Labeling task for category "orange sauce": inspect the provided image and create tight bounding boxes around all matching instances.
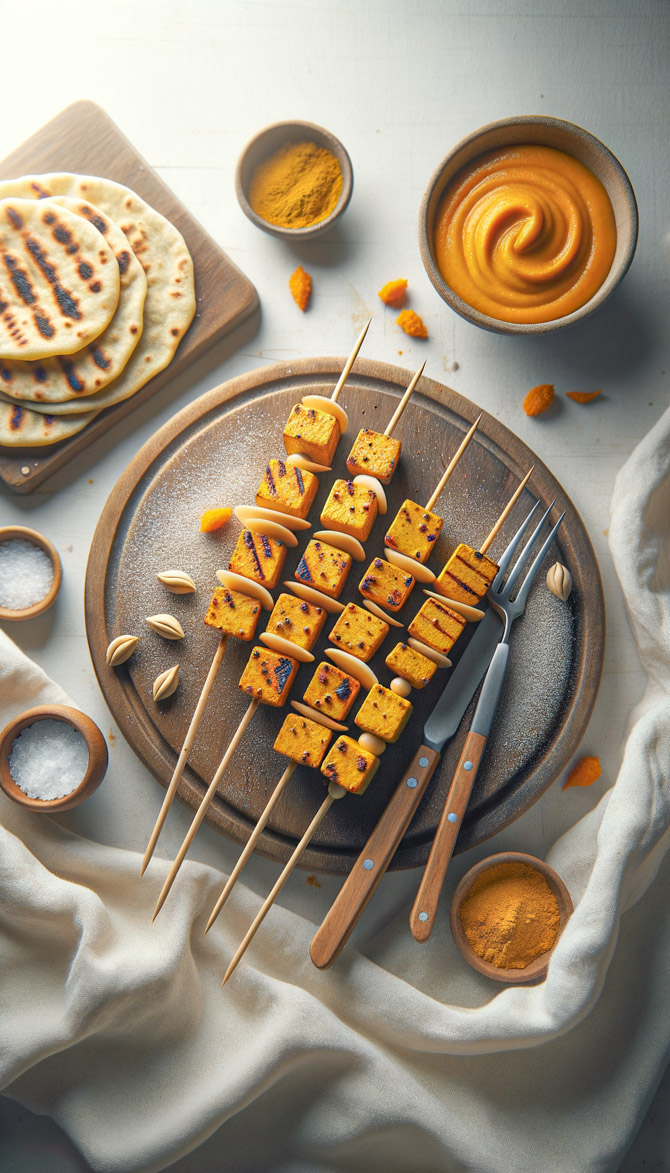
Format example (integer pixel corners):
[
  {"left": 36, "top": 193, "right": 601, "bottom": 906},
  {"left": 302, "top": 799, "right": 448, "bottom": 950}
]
[{"left": 434, "top": 144, "right": 617, "bottom": 324}]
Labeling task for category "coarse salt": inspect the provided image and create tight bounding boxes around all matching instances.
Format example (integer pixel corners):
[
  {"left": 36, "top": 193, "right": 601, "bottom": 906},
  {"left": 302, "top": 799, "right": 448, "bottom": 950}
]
[
  {"left": 0, "top": 539, "right": 54, "bottom": 610},
  {"left": 9, "top": 719, "right": 89, "bottom": 800}
]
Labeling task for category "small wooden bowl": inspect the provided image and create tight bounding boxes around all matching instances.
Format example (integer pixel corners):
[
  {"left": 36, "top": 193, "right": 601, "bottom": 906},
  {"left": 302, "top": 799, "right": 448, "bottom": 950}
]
[
  {"left": 0, "top": 704, "right": 108, "bottom": 812},
  {"left": 235, "top": 119, "right": 353, "bottom": 240},
  {"left": 419, "top": 115, "right": 638, "bottom": 335},
  {"left": 0, "top": 525, "right": 62, "bottom": 621},
  {"left": 450, "top": 851, "right": 573, "bottom": 984}
]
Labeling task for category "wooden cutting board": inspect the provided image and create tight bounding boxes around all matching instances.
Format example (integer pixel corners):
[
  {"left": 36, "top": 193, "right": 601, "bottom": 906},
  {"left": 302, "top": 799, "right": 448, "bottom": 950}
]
[
  {"left": 0, "top": 101, "right": 258, "bottom": 493},
  {"left": 85, "top": 358, "right": 605, "bottom": 874}
]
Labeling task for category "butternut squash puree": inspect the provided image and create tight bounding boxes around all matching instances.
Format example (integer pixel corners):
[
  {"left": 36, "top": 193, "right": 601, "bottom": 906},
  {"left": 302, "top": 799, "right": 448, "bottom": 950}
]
[{"left": 434, "top": 145, "right": 617, "bottom": 324}]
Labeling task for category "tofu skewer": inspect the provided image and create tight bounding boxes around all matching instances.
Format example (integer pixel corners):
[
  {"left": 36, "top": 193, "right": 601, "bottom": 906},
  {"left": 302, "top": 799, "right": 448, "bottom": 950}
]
[{"left": 345, "top": 362, "right": 426, "bottom": 484}]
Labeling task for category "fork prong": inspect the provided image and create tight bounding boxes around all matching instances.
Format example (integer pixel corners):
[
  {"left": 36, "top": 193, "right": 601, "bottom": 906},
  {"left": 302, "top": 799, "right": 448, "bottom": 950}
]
[
  {"left": 491, "top": 501, "right": 540, "bottom": 591},
  {"left": 500, "top": 500, "right": 556, "bottom": 598},
  {"left": 514, "top": 512, "right": 566, "bottom": 609}
]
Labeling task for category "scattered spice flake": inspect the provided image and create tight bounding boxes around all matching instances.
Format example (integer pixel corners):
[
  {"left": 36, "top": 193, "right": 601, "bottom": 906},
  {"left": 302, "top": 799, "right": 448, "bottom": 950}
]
[
  {"left": 566, "top": 390, "right": 602, "bottom": 404},
  {"left": 523, "top": 383, "right": 554, "bottom": 416},
  {"left": 563, "top": 755, "right": 602, "bottom": 790},
  {"left": 200, "top": 507, "right": 232, "bottom": 533},
  {"left": 378, "top": 279, "right": 408, "bottom": 307},
  {"left": 289, "top": 265, "right": 312, "bottom": 312},
  {"left": 397, "top": 309, "right": 428, "bottom": 338},
  {"left": 306, "top": 874, "right": 322, "bottom": 888}
]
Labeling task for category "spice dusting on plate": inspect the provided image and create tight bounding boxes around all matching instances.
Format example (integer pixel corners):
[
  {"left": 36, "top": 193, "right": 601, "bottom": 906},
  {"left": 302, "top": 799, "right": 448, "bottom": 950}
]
[
  {"left": 9, "top": 719, "right": 88, "bottom": 800},
  {"left": 249, "top": 141, "right": 343, "bottom": 229},
  {"left": 0, "top": 538, "right": 54, "bottom": 610},
  {"left": 460, "top": 861, "right": 560, "bottom": 969}
]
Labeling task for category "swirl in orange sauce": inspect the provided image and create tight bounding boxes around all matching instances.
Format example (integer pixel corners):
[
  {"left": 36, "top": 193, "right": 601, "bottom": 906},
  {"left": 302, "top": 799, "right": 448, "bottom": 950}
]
[{"left": 434, "top": 145, "right": 617, "bottom": 324}]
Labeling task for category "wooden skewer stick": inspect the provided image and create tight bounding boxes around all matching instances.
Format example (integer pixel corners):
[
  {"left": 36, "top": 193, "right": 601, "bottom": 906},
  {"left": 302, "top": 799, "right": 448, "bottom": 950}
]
[
  {"left": 141, "top": 635, "right": 228, "bottom": 875},
  {"left": 330, "top": 318, "right": 371, "bottom": 403},
  {"left": 383, "top": 361, "right": 426, "bottom": 437},
  {"left": 479, "top": 467, "right": 534, "bottom": 555},
  {"left": 204, "top": 761, "right": 297, "bottom": 933},
  {"left": 424, "top": 415, "right": 481, "bottom": 512},
  {"left": 222, "top": 782, "right": 346, "bottom": 986},
  {"left": 152, "top": 698, "right": 260, "bottom": 920}
]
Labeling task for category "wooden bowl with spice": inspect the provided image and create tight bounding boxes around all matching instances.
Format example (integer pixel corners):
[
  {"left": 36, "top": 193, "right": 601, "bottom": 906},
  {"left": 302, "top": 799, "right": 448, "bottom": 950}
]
[
  {"left": 235, "top": 120, "right": 353, "bottom": 240},
  {"left": 450, "top": 851, "right": 573, "bottom": 983},
  {"left": 0, "top": 704, "right": 108, "bottom": 812},
  {"left": 0, "top": 525, "right": 62, "bottom": 622}
]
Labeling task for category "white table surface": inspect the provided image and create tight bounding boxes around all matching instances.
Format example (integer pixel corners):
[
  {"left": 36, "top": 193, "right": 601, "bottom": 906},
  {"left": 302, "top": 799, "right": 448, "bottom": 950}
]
[{"left": 0, "top": 1, "right": 668, "bottom": 1169}]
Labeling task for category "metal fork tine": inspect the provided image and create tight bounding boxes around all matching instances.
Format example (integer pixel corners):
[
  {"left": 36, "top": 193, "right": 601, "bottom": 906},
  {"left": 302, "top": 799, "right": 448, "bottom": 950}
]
[
  {"left": 491, "top": 501, "right": 540, "bottom": 591},
  {"left": 500, "top": 500, "right": 556, "bottom": 597},
  {"left": 514, "top": 511, "right": 566, "bottom": 609}
]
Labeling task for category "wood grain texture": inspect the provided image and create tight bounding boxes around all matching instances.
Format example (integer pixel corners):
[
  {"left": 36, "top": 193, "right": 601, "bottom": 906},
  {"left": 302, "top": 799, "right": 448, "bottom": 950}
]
[
  {"left": 0, "top": 100, "right": 258, "bottom": 493},
  {"left": 84, "top": 356, "right": 605, "bottom": 874}
]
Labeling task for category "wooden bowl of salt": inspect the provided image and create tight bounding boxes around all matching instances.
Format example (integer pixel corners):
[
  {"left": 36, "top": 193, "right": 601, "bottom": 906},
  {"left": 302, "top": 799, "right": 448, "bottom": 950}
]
[
  {"left": 0, "top": 704, "right": 108, "bottom": 812},
  {"left": 0, "top": 525, "right": 62, "bottom": 621}
]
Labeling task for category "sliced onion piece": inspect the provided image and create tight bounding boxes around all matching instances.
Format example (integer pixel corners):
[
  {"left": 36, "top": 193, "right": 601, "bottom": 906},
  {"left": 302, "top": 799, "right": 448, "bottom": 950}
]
[
  {"left": 363, "top": 599, "right": 404, "bottom": 628},
  {"left": 325, "top": 648, "right": 378, "bottom": 689},
  {"left": 407, "top": 637, "right": 452, "bottom": 668},
  {"left": 291, "top": 700, "right": 348, "bottom": 732},
  {"left": 244, "top": 517, "right": 298, "bottom": 547},
  {"left": 260, "top": 632, "right": 314, "bottom": 662},
  {"left": 284, "top": 581, "right": 345, "bottom": 614},
  {"left": 216, "top": 569, "right": 274, "bottom": 611},
  {"left": 235, "top": 505, "right": 311, "bottom": 532},
  {"left": 385, "top": 548, "right": 435, "bottom": 583},
  {"left": 358, "top": 732, "right": 387, "bottom": 755},
  {"left": 353, "top": 474, "right": 387, "bottom": 514},
  {"left": 301, "top": 394, "right": 348, "bottom": 432},
  {"left": 313, "top": 529, "right": 366, "bottom": 562},
  {"left": 285, "top": 453, "right": 332, "bottom": 474},
  {"left": 422, "top": 589, "right": 484, "bottom": 622}
]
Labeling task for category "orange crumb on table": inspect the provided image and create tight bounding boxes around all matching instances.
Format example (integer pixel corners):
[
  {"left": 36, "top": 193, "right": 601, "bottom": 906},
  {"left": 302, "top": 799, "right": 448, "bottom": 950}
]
[
  {"left": 566, "top": 390, "right": 602, "bottom": 404},
  {"left": 306, "top": 875, "right": 321, "bottom": 888},
  {"left": 396, "top": 309, "right": 427, "bottom": 338},
  {"left": 523, "top": 383, "right": 554, "bottom": 416},
  {"left": 200, "top": 506, "right": 232, "bottom": 532},
  {"left": 378, "top": 279, "right": 408, "bottom": 306},
  {"left": 563, "top": 755, "right": 602, "bottom": 790},
  {"left": 289, "top": 265, "right": 312, "bottom": 311}
]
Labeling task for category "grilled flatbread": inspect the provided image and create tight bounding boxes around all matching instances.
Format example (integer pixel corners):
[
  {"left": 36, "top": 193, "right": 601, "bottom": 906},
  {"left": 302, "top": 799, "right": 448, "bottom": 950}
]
[
  {"left": 0, "top": 399, "right": 98, "bottom": 446},
  {"left": 0, "top": 197, "right": 146, "bottom": 403},
  {"left": 0, "top": 198, "right": 119, "bottom": 360}
]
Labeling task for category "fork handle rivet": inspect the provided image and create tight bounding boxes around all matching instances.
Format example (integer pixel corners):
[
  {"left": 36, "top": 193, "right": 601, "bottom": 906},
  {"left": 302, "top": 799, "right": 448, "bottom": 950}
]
[{"left": 463, "top": 761, "right": 473, "bottom": 771}]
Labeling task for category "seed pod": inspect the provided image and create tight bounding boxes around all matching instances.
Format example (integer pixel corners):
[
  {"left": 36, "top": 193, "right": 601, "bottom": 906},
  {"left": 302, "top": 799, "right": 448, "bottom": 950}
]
[
  {"left": 153, "top": 665, "right": 180, "bottom": 701},
  {"left": 546, "top": 562, "right": 572, "bottom": 602},
  {"left": 146, "top": 613, "right": 185, "bottom": 640},
  {"left": 157, "top": 570, "right": 196, "bottom": 594},
  {"left": 106, "top": 634, "right": 139, "bottom": 666}
]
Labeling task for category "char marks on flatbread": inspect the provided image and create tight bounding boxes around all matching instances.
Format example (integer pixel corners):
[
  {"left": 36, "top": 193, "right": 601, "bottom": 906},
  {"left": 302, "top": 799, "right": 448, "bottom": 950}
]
[{"left": 0, "top": 399, "right": 98, "bottom": 447}]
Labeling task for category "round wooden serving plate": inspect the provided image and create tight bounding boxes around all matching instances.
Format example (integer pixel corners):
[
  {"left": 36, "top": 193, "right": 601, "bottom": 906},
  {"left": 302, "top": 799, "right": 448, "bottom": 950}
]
[{"left": 85, "top": 358, "right": 604, "bottom": 874}]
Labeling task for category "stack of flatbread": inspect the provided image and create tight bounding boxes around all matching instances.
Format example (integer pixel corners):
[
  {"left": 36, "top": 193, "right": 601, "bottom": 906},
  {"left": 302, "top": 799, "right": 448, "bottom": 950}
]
[{"left": 0, "top": 174, "right": 196, "bottom": 447}]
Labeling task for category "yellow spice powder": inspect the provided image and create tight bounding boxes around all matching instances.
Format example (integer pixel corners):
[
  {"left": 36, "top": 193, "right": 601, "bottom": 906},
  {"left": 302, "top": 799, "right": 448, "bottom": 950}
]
[
  {"left": 460, "top": 861, "right": 561, "bottom": 969},
  {"left": 249, "top": 140, "right": 343, "bottom": 229}
]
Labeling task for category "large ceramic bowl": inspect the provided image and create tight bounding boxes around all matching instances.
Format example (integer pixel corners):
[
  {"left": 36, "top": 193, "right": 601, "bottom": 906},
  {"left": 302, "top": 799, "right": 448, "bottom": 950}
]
[{"left": 419, "top": 115, "right": 638, "bottom": 335}]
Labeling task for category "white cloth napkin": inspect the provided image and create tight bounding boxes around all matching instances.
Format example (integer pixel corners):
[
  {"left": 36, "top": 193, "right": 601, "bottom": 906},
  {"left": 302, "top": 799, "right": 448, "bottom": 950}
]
[{"left": 2, "top": 410, "right": 670, "bottom": 1173}]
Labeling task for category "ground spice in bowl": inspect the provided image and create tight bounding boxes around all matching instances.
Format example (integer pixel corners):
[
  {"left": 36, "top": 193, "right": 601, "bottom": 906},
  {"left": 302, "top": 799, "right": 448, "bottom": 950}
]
[
  {"left": 248, "top": 140, "right": 343, "bottom": 229},
  {"left": 459, "top": 860, "right": 561, "bottom": 970}
]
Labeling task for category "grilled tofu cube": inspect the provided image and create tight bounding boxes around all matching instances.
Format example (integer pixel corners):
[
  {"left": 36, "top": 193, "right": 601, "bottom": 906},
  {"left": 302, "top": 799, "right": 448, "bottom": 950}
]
[
  {"left": 328, "top": 602, "right": 389, "bottom": 662},
  {"left": 358, "top": 557, "right": 414, "bottom": 612},
  {"left": 385, "top": 641, "right": 437, "bottom": 689},
  {"left": 295, "top": 539, "right": 352, "bottom": 599},
  {"left": 256, "top": 458, "right": 319, "bottom": 520},
  {"left": 354, "top": 682, "right": 413, "bottom": 744},
  {"left": 345, "top": 428, "right": 401, "bottom": 485},
  {"left": 434, "top": 542, "right": 499, "bottom": 605},
  {"left": 229, "top": 529, "right": 287, "bottom": 590},
  {"left": 204, "top": 586, "right": 262, "bottom": 641},
  {"left": 303, "top": 661, "right": 360, "bottom": 721},
  {"left": 384, "top": 499, "right": 443, "bottom": 563},
  {"left": 408, "top": 598, "right": 466, "bottom": 656},
  {"left": 320, "top": 479, "right": 378, "bottom": 542},
  {"left": 320, "top": 735, "right": 379, "bottom": 795},
  {"left": 239, "top": 647, "right": 298, "bottom": 707},
  {"left": 273, "top": 714, "right": 332, "bottom": 767},
  {"left": 283, "top": 403, "right": 340, "bottom": 466},
  {"left": 266, "top": 592, "right": 327, "bottom": 651}
]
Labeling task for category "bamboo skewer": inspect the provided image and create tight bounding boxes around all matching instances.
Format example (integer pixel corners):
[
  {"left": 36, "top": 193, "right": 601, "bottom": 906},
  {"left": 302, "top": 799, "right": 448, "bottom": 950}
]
[
  {"left": 141, "top": 635, "right": 228, "bottom": 875},
  {"left": 383, "top": 361, "right": 426, "bottom": 437},
  {"left": 330, "top": 318, "right": 371, "bottom": 403},
  {"left": 205, "top": 761, "right": 297, "bottom": 933},
  {"left": 425, "top": 415, "right": 482, "bottom": 512},
  {"left": 221, "top": 782, "right": 346, "bottom": 986},
  {"left": 152, "top": 698, "right": 260, "bottom": 920},
  {"left": 479, "top": 467, "right": 534, "bottom": 554}
]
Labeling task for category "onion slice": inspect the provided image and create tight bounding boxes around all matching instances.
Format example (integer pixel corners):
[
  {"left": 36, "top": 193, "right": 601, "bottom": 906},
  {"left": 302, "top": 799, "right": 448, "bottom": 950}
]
[
  {"left": 285, "top": 453, "right": 332, "bottom": 474},
  {"left": 353, "top": 474, "right": 387, "bottom": 514},
  {"left": 301, "top": 394, "right": 348, "bottom": 431},
  {"left": 291, "top": 700, "right": 348, "bottom": 732},
  {"left": 313, "top": 530, "right": 366, "bottom": 562},
  {"left": 407, "top": 637, "right": 452, "bottom": 668},
  {"left": 422, "top": 589, "right": 484, "bottom": 622},
  {"left": 363, "top": 599, "right": 404, "bottom": 628},
  {"left": 235, "top": 505, "right": 311, "bottom": 532},
  {"left": 260, "top": 632, "right": 314, "bottom": 662},
  {"left": 215, "top": 569, "right": 274, "bottom": 611},
  {"left": 385, "top": 548, "right": 435, "bottom": 583},
  {"left": 325, "top": 648, "right": 378, "bottom": 689},
  {"left": 283, "top": 581, "right": 345, "bottom": 614}
]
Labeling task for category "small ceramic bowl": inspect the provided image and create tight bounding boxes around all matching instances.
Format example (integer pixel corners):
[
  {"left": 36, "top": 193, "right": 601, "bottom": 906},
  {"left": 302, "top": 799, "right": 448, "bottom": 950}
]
[
  {"left": 235, "top": 119, "right": 353, "bottom": 241},
  {"left": 419, "top": 115, "right": 638, "bottom": 335},
  {"left": 0, "top": 704, "right": 108, "bottom": 812},
  {"left": 450, "top": 851, "right": 573, "bottom": 984},
  {"left": 0, "top": 525, "right": 62, "bottom": 621}
]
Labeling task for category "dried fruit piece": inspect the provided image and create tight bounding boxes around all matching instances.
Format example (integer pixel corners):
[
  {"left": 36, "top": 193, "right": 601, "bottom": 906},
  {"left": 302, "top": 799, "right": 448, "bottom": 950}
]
[
  {"left": 546, "top": 562, "right": 572, "bottom": 601},
  {"left": 106, "top": 634, "right": 139, "bottom": 666},
  {"left": 396, "top": 309, "right": 428, "bottom": 338},
  {"left": 523, "top": 383, "right": 554, "bottom": 416},
  {"left": 566, "top": 390, "right": 602, "bottom": 404},
  {"left": 200, "top": 507, "right": 232, "bottom": 533},
  {"left": 378, "top": 279, "right": 408, "bottom": 306},
  {"left": 153, "top": 665, "right": 180, "bottom": 702},
  {"left": 289, "top": 265, "right": 312, "bottom": 312},
  {"left": 563, "top": 755, "right": 602, "bottom": 790}
]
